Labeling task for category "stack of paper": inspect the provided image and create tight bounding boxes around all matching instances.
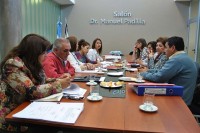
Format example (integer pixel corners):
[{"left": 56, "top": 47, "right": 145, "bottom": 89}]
[
  {"left": 104, "top": 55, "right": 121, "bottom": 60},
  {"left": 63, "top": 83, "right": 86, "bottom": 97},
  {"left": 77, "top": 69, "right": 104, "bottom": 74},
  {"left": 34, "top": 93, "right": 63, "bottom": 102},
  {"left": 34, "top": 84, "right": 86, "bottom": 102},
  {"left": 13, "top": 102, "right": 84, "bottom": 124}
]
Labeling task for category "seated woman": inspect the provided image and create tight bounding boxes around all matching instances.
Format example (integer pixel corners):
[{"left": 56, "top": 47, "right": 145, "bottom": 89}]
[
  {"left": 146, "top": 41, "right": 157, "bottom": 68},
  {"left": 0, "top": 34, "right": 71, "bottom": 132},
  {"left": 87, "top": 38, "right": 103, "bottom": 62},
  {"left": 131, "top": 38, "right": 149, "bottom": 66},
  {"left": 148, "top": 37, "right": 168, "bottom": 69},
  {"left": 67, "top": 36, "right": 94, "bottom": 71},
  {"left": 75, "top": 39, "right": 100, "bottom": 67},
  {"left": 147, "top": 41, "right": 157, "bottom": 59}
]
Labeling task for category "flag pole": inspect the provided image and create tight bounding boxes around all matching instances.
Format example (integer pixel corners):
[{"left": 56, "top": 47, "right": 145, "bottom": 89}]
[{"left": 64, "top": 17, "right": 69, "bottom": 38}]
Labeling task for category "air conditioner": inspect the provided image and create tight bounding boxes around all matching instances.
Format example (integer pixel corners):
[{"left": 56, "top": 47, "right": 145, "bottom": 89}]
[{"left": 174, "top": 0, "right": 190, "bottom": 2}]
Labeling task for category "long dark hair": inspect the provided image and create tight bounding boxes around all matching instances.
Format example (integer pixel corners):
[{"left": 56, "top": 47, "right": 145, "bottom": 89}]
[
  {"left": 77, "top": 39, "right": 90, "bottom": 51},
  {"left": 148, "top": 41, "right": 157, "bottom": 53},
  {"left": 0, "top": 34, "right": 51, "bottom": 83},
  {"left": 137, "top": 38, "right": 147, "bottom": 49},
  {"left": 92, "top": 38, "right": 102, "bottom": 55}
]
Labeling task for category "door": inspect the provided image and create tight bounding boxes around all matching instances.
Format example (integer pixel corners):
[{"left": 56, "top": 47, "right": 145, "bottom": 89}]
[{"left": 187, "top": 0, "right": 199, "bottom": 61}]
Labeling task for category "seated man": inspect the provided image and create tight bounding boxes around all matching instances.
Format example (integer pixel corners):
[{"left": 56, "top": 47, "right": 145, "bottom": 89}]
[
  {"left": 43, "top": 38, "right": 75, "bottom": 78},
  {"left": 141, "top": 36, "right": 198, "bottom": 105}
]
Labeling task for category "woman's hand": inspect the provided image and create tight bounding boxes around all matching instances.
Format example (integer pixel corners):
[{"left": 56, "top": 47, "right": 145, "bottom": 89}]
[
  {"left": 86, "top": 63, "right": 95, "bottom": 70},
  {"left": 136, "top": 59, "right": 143, "bottom": 65},
  {"left": 95, "top": 61, "right": 101, "bottom": 67},
  {"left": 59, "top": 77, "right": 71, "bottom": 89},
  {"left": 59, "top": 73, "right": 71, "bottom": 79},
  {"left": 148, "top": 50, "right": 154, "bottom": 58},
  {"left": 80, "top": 65, "right": 87, "bottom": 71}
]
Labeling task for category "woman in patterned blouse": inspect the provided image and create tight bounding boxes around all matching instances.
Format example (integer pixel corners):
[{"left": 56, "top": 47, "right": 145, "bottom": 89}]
[
  {"left": 148, "top": 37, "right": 168, "bottom": 69},
  {"left": 132, "top": 38, "right": 149, "bottom": 66},
  {"left": 0, "top": 34, "right": 71, "bottom": 132}
]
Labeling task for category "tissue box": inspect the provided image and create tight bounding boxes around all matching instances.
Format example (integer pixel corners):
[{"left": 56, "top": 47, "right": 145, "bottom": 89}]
[{"left": 109, "top": 51, "right": 122, "bottom": 56}]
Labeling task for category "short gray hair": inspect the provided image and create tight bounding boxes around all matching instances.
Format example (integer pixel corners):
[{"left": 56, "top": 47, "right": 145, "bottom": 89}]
[{"left": 53, "top": 38, "right": 70, "bottom": 50}]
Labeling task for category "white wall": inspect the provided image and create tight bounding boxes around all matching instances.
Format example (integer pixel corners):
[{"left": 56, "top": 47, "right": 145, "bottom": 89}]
[{"left": 61, "top": 0, "right": 189, "bottom": 55}]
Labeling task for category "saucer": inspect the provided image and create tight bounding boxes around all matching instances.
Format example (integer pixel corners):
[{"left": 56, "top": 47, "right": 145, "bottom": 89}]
[
  {"left": 86, "top": 82, "right": 98, "bottom": 86},
  {"left": 125, "top": 68, "right": 138, "bottom": 72},
  {"left": 107, "top": 72, "right": 123, "bottom": 76},
  {"left": 131, "top": 78, "right": 145, "bottom": 83},
  {"left": 87, "top": 95, "right": 103, "bottom": 101},
  {"left": 139, "top": 104, "right": 158, "bottom": 112}
]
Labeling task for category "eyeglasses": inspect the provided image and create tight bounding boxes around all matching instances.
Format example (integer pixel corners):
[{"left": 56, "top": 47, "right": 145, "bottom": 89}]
[{"left": 63, "top": 49, "right": 70, "bottom": 53}]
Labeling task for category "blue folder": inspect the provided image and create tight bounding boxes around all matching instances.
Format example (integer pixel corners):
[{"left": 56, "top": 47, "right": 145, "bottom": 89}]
[{"left": 132, "top": 85, "right": 183, "bottom": 96}]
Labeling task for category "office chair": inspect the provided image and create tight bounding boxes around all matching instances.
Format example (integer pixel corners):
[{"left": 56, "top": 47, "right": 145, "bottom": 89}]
[
  {"left": 189, "top": 62, "right": 200, "bottom": 126},
  {"left": 189, "top": 102, "right": 200, "bottom": 126},
  {"left": 194, "top": 115, "right": 200, "bottom": 125}
]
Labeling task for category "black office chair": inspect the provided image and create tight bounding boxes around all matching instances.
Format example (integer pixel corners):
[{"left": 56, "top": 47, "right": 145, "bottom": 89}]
[
  {"left": 189, "top": 62, "right": 200, "bottom": 126},
  {"left": 189, "top": 85, "right": 200, "bottom": 126}
]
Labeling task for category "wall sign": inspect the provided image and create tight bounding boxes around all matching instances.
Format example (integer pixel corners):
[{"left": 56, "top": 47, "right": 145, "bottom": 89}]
[{"left": 89, "top": 11, "right": 145, "bottom": 25}]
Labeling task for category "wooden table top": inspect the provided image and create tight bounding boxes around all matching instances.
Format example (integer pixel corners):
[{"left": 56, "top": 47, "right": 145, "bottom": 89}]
[{"left": 5, "top": 55, "right": 200, "bottom": 133}]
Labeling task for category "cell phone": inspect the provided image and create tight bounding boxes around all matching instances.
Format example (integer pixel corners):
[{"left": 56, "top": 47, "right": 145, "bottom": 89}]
[
  {"left": 74, "top": 76, "right": 86, "bottom": 80},
  {"left": 67, "top": 95, "right": 84, "bottom": 100}
]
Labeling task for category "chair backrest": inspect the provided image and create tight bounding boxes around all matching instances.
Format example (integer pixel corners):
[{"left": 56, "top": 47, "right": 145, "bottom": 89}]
[
  {"left": 196, "top": 62, "right": 200, "bottom": 85},
  {"left": 192, "top": 62, "right": 200, "bottom": 105},
  {"left": 190, "top": 62, "right": 200, "bottom": 126}
]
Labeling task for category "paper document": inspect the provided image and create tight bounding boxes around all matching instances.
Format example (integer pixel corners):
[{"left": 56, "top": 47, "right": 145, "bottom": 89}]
[
  {"left": 77, "top": 69, "right": 104, "bottom": 74},
  {"left": 63, "top": 84, "right": 86, "bottom": 97},
  {"left": 34, "top": 92, "right": 63, "bottom": 102},
  {"left": 13, "top": 102, "right": 84, "bottom": 124},
  {"left": 99, "top": 77, "right": 105, "bottom": 82},
  {"left": 100, "top": 61, "right": 113, "bottom": 65},
  {"left": 104, "top": 55, "right": 121, "bottom": 60}
]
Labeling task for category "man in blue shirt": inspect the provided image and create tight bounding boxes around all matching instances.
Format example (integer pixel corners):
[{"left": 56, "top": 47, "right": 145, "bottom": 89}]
[{"left": 141, "top": 36, "right": 198, "bottom": 105}]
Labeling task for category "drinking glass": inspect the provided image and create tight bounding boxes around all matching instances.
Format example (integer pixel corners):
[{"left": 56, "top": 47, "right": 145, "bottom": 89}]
[
  {"left": 89, "top": 75, "right": 95, "bottom": 83},
  {"left": 122, "top": 59, "right": 127, "bottom": 68},
  {"left": 137, "top": 72, "right": 143, "bottom": 82},
  {"left": 98, "top": 64, "right": 103, "bottom": 72},
  {"left": 143, "top": 93, "right": 155, "bottom": 111},
  {"left": 114, "top": 58, "right": 118, "bottom": 63},
  {"left": 90, "top": 85, "right": 99, "bottom": 97}
]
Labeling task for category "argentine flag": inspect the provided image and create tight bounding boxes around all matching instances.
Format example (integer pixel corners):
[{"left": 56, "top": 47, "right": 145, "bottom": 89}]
[{"left": 57, "top": 17, "right": 62, "bottom": 38}]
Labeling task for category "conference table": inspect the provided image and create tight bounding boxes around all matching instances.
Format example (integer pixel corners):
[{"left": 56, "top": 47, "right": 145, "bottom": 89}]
[{"left": 5, "top": 55, "right": 200, "bottom": 133}]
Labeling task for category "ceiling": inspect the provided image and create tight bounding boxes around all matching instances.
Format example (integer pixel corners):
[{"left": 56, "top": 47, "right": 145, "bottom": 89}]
[
  {"left": 53, "top": 0, "right": 75, "bottom": 5},
  {"left": 174, "top": 0, "right": 190, "bottom": 1}
]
